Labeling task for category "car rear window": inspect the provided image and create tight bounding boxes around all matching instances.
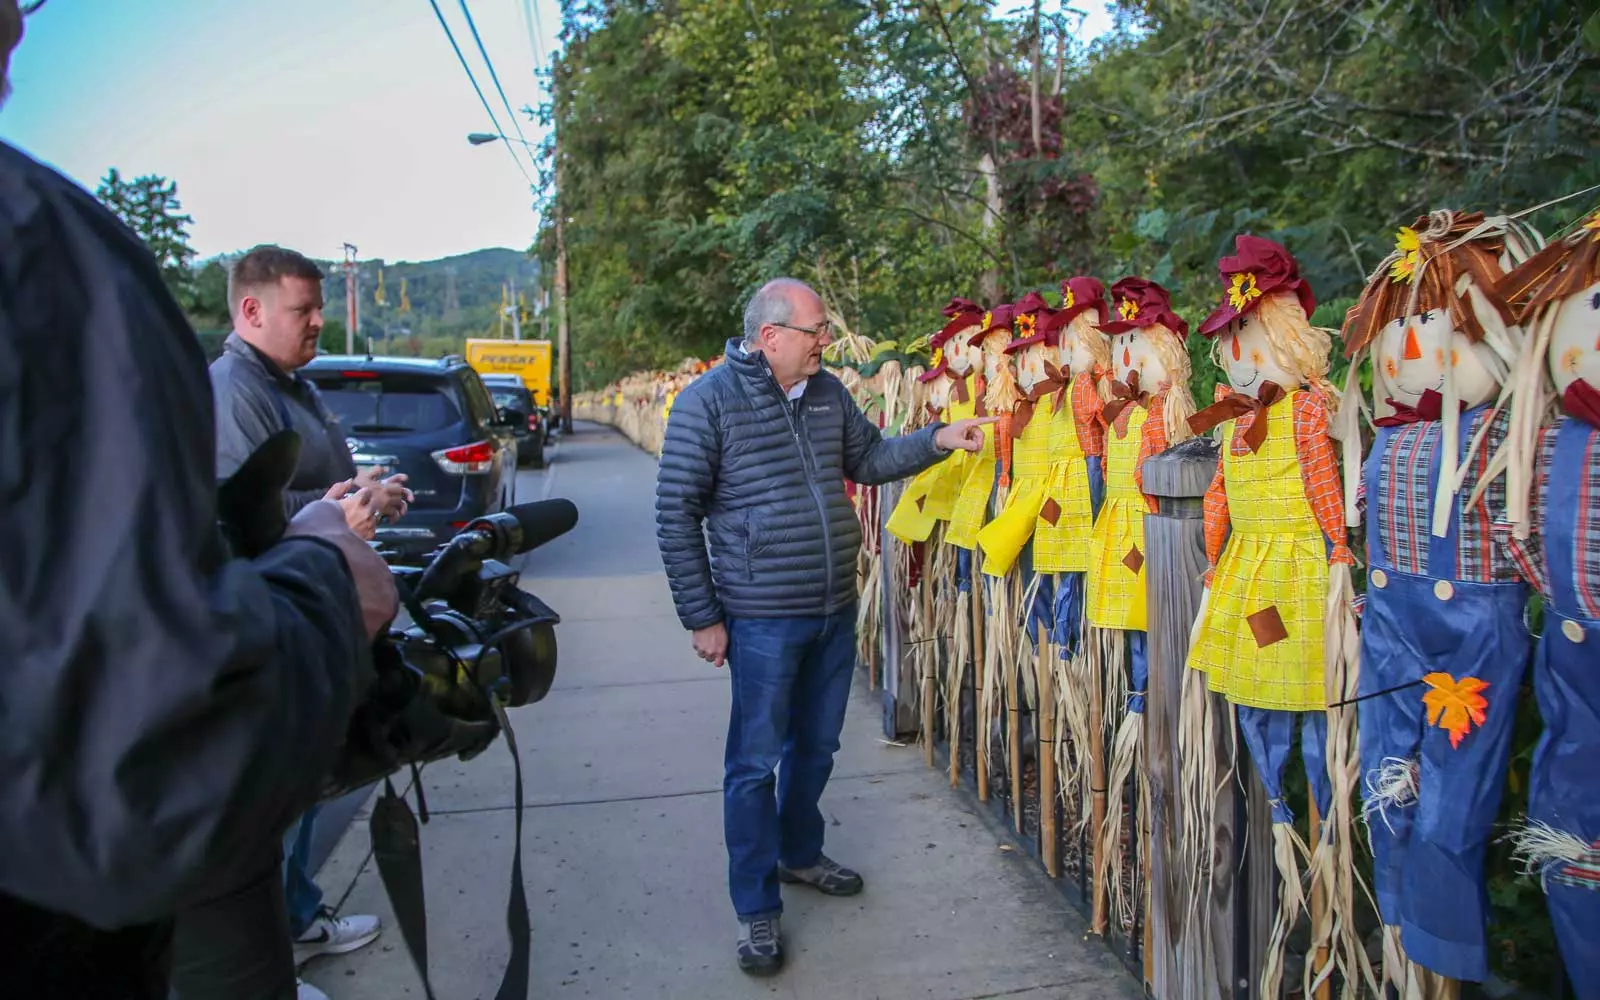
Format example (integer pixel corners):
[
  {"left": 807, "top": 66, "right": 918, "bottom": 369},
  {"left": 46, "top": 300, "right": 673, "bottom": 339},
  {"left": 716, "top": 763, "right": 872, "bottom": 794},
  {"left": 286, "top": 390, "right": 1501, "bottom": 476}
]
[
  {"left": 488, "top": 388, "right": 530, "bottom": 410},
  {"left": 310, "top": 372, "right": 463, "bottom": 433}
]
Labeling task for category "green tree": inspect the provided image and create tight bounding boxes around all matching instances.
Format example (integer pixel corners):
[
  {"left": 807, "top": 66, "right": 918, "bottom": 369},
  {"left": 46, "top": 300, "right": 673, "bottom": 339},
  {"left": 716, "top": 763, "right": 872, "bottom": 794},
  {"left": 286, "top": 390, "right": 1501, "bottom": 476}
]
[{"left": 95, "top": 168, "right": 199, "bottom": 309}]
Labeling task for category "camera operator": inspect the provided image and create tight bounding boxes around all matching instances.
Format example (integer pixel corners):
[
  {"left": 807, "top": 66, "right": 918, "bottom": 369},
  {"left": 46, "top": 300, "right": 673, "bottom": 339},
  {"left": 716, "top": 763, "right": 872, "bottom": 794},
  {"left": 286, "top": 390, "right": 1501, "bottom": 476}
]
[
  {"left": 174, "top": 246, "right": 412, "bottom": 999},
  {"left": 0, "top": 3, "right": 398, "bottom": 997}
]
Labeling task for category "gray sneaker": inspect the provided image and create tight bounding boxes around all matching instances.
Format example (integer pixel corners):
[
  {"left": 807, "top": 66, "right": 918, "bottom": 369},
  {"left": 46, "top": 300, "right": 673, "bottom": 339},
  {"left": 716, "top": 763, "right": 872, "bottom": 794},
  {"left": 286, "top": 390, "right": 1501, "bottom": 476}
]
[
  {"left": 777, "top": 854, "right": 863, "bottom": 896},
  {"left": 736, "top": 915, "right": 784, "bottom": 976}
]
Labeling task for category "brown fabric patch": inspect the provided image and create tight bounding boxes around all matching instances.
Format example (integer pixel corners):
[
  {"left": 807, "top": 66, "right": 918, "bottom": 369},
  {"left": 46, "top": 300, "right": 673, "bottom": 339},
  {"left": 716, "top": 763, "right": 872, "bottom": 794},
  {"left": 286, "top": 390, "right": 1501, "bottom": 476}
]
[
  {"left": 1040, "top": 498, "right": 1062, "bottom": 526},
  {"left": 915, "top": 495, "right": 926, "bottom": 512},
  {"left": 1122, "top": 545, "right": 1144, "bottom": 575},
  {"left": 1247, "top": 606, "right": 1289, "bottom": 648}
]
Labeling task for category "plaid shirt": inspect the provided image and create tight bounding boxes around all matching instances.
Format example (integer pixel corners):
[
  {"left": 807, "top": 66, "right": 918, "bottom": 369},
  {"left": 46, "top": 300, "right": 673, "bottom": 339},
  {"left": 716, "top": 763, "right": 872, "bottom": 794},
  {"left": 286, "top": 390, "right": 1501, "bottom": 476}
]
[
  {"left": 1360, "top": 406, "right": 1519, "bottom": 582},
  {"left": 1500, "top": 417, "right": 1600, "bottom": 618},
  {"left": 1203, "top": 387, "right": 1353, "bottom": 581},
  {"left": 1071, "top": 370, "right": 1107, "bottom": 459},
  {"left": 1125, "top": 392, "right": 1167, "bottom": 515}
]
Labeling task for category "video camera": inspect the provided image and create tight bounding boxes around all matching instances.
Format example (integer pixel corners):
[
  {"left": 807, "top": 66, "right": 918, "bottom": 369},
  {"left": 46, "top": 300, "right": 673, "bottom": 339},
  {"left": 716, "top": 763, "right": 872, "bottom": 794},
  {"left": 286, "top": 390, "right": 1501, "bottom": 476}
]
[{"left": 216, "top": 431, "right": 578, "bottom": 799}]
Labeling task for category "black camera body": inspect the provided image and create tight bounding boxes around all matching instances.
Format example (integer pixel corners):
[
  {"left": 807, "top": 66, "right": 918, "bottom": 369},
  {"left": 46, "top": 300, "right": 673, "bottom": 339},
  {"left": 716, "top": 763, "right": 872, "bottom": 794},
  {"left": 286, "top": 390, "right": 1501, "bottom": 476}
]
[{"left": 215, "top": 431, "right": 576, "bottom": 800}]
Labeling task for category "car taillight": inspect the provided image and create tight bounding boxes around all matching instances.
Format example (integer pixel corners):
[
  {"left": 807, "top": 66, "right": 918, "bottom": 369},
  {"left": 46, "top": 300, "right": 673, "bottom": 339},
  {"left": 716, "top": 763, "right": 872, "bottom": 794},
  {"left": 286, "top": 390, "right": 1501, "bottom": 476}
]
[
  {"left": 527, "top": 413, "right": 540, "bottom": 430},
  {"left": 433, "top": 440, "right": 495, "bottom": 474}
]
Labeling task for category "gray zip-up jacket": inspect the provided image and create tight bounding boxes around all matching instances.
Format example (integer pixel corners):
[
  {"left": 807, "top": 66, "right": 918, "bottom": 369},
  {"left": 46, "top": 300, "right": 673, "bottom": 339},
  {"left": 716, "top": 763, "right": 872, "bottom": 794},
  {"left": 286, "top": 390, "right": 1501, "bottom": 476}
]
[
  {"left": 655, "top": 337, "right": 949, "bottom": 629},
  {"left": 211, "top": 332, "right": 357, "bottom": 516}
]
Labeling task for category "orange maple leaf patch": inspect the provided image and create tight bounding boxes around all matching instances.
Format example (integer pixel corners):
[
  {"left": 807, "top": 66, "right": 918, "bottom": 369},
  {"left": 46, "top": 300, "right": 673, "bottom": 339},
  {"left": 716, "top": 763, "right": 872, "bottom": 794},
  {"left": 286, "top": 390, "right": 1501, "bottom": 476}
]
[{"left": 1422, "top": 672, "right": 1489, "bottom": 749}]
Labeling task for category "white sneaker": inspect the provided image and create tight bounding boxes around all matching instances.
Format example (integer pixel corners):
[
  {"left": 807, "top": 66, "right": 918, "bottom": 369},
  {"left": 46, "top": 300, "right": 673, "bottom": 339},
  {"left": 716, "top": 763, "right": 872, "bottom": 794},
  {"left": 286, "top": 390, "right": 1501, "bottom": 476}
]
[
  {"left": 297, "top": 979, "right": 330, "bottom": 1000},
  {"left": 293, "top": 906, "right": 382, "bottom": 963}
]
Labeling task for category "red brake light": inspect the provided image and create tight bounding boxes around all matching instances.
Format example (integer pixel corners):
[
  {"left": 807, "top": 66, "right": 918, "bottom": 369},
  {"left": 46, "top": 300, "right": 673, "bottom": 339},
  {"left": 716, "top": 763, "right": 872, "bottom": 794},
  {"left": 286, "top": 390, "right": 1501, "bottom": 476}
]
[
  {"left": 442, "top": 441, "right": 494, "bottom": 464},
  {"left": 432, "top": 440, "right": 495, "bottom": 474},
  {"left": 339, "top": 370, "right": 380, "bottom": 379},
  {"left": 527, "top": 413, "right": 540, "bottom": 430}
]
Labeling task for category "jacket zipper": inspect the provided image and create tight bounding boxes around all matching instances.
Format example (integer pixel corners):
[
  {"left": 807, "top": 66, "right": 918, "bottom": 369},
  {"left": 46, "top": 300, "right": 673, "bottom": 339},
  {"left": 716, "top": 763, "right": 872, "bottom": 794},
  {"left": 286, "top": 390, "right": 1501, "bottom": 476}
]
[{"left": 773, "top": 376, "right": 835, "bottom": 613}]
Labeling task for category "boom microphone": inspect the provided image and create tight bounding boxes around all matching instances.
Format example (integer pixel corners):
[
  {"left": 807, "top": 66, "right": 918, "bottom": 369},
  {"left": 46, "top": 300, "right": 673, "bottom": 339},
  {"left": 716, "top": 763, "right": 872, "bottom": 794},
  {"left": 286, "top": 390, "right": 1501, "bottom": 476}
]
[{"left": 502, "top": 498, "right": 580, "bottom": 555}]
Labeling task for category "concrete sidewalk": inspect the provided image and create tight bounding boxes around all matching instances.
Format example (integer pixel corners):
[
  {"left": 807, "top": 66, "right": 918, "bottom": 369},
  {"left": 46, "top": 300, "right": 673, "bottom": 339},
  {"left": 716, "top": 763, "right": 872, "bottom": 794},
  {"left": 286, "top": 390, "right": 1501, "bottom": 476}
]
[{"left": 304, "top": 423, "right": 1139, "bottom": 1000}]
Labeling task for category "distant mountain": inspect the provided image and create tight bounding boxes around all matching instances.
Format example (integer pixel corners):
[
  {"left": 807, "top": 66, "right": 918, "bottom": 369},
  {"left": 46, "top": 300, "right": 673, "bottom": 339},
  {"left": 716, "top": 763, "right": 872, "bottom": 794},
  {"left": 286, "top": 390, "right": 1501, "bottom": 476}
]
[{"left": 316, "top": 247, "right": 545, "bottom": 344}]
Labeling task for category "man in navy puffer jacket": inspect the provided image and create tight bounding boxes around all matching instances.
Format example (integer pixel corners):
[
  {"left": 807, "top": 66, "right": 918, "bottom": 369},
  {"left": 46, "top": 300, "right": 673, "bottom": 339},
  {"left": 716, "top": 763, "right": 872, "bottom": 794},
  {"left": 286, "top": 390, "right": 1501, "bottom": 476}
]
[{"left": 655, "top": 278, "right": 991, "bottom": 975}]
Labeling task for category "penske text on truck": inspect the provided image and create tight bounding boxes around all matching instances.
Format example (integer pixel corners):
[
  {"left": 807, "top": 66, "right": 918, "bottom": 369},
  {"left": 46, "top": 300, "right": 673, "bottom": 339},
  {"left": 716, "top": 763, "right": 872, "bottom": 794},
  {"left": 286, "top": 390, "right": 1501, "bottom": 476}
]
[{"left": 465, "top": 339, "right": 553, "bottom": 406}]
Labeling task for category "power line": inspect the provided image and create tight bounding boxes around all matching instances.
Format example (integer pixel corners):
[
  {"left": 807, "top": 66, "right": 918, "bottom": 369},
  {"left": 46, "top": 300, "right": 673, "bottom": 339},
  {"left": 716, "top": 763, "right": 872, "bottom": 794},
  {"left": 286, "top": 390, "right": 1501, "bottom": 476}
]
[
  {"left": 457, "top": 0, "right": 536, "bottom": 153},
  {"left": 425, "top": 0, "right": 534, "bottom": 185},
  {"left": 520, "top": 0, "right": 547, "bottom": 75}
]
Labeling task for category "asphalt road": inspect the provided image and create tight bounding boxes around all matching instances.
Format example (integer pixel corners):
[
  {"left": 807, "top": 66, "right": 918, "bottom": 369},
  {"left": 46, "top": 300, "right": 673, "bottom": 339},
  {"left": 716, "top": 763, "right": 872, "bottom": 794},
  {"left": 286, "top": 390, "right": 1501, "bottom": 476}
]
[{"left": 302, "top": 422, "right": 1139, "bottom": 1000}]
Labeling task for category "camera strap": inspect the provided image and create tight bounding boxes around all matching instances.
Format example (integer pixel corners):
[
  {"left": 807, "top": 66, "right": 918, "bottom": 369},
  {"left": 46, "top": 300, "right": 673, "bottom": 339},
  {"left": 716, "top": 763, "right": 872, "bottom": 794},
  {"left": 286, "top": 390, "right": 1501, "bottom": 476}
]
[{"left": 368, "top": 698, "right": 532, "bottom": 1000}]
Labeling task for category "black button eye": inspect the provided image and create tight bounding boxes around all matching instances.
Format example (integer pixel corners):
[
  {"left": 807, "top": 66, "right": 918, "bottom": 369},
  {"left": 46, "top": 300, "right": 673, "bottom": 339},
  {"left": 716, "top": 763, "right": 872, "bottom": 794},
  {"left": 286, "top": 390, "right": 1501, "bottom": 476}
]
[
  {"left": 1418, "top": 311, "right": 1431, "bottom": 324},
  {"left": 1239, "top": 317, "right": 1249, "bottom": 330},
  {"left": 1589, "top": 291, "right": 1599, "bottom": 311}
]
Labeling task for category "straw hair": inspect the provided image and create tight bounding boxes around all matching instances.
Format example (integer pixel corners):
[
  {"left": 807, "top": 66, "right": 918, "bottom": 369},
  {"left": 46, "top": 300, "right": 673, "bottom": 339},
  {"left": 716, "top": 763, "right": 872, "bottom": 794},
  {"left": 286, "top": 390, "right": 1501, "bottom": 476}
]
[
  {"left": 1142, "top": 325, "right": 1197, "bottom": 446},
  {"left": 982, "top": 330, "right": 1022, "bottom": 413},
  {"left": 1063, "top": 312, "right": 1114, "bottom": 403}
]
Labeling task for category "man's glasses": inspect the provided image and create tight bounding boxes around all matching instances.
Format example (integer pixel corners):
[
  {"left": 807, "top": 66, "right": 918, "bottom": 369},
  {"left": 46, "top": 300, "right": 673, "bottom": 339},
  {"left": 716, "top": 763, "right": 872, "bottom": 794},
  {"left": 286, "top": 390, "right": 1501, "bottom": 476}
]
[{"left": 769, "top": 321, "right": 832, "bottom": 340}]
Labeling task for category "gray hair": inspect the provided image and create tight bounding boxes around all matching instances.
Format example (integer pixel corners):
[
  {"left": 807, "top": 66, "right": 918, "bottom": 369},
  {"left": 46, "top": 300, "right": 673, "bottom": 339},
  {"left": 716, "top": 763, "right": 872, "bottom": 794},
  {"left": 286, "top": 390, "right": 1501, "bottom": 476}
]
[{"left": 741, "top": 278, "right": 815, "bottom": 350}]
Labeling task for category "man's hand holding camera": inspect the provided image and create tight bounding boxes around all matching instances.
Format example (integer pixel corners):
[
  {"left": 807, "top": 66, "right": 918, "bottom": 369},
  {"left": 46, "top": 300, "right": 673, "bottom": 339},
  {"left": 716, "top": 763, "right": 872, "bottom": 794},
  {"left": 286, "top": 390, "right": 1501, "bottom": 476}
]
[{"left": 325, "top": 466, "right": 413, "bottom": 540}]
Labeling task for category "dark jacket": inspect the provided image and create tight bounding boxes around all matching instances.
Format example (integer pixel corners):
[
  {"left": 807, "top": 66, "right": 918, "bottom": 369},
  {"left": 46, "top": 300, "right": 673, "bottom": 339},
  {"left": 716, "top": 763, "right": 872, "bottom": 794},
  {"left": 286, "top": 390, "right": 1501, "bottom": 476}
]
[
  {"left": 0, "top": 141, "right": 368, "bottom": 947},
  {"left": 211, "top": 332, "right": 358, "bottom": 516},
  {"left": 655, "top": 337, "right": 948, "bottom": 629}
]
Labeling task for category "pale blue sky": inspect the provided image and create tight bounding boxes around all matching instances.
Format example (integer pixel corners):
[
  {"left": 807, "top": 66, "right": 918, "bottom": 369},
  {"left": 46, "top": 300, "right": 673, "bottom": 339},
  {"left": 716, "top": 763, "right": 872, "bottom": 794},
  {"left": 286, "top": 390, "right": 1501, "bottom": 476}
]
[
  {"left": 1, "top": 0, "right": 557, "bottom": 263},
  {"left": 1, "top": 1, "right": 1114, "bottom": 265}
]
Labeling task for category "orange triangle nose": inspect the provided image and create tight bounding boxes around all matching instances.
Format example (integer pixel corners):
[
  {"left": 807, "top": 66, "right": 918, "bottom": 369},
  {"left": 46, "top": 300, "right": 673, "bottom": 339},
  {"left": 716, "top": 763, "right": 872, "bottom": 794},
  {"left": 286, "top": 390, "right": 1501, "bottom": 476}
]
[
  {"left": 1122, "top": 347, "right": 1131, "bottom": 368},
  {"left": 1403, "top": 327, "right": 1423, "bottom": 361},
  {"left": 1230, "top": 335, "right": 1242, "bottom": 362}
]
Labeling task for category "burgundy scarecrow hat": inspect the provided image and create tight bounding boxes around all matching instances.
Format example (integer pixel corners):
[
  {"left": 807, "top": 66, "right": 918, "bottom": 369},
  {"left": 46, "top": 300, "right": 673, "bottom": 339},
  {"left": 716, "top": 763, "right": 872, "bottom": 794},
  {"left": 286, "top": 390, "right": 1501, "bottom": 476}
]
[
  {"left": 1047, "top": 276, "right": 1110, "bottom": 331},
  {"left": 1198, "top": 235, "right": 1317, "bottom": 338},
  {"left": 967, "top": 303, "right": 1016, "bottom": 345},
  {"left": 922, "top": 297, "right": 984, "bottom": 382},
  {"left": 1099, "top": 277, "right": 1189, "bottom": 338},
  {"left": 1004, "top": 291, "right": 1055, "bottom": 354}
]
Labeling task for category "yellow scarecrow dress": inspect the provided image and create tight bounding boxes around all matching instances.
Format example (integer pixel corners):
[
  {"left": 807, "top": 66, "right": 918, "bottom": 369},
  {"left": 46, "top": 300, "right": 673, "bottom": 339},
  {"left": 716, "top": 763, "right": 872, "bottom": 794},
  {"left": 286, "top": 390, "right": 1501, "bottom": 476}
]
[
  {"left": 887, "top": 382, "right": 974, "bottom": 543},
  {"left": 976, "top": 393, "right": 1055, "bottom": 576},
  {"left": 1033, "top": 386, "right": 1095, "bottom": 574},
  {"left": 1086, "top": 400, "right": 1154, "bottom": 632},
  {"left": 1186, "top": 391, "right": 1333, "bottom": 710},
  {"left": 943, "top": 373, "right": 994, "bottom": 551}
]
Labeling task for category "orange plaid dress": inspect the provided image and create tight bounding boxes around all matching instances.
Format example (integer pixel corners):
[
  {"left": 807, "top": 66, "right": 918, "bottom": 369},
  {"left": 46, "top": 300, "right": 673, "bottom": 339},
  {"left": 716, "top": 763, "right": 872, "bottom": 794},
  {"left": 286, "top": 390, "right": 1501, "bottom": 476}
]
[
  {"left": 1186, "top": 388, "right": 1353, "bottom": 710},
  {"left": 1087, "top": 394, "right": 1167, "bottom": 631}
]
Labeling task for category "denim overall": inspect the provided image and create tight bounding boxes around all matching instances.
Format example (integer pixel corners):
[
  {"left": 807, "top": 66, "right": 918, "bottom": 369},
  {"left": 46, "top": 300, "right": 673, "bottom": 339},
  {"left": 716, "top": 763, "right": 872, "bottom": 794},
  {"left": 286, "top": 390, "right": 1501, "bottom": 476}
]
[
  {"left": 1529, "top": 418, "right": 1600, "bottom": 997},
  {"left": 1358, "top": 416, "right": 1531, "bottom": 981}
]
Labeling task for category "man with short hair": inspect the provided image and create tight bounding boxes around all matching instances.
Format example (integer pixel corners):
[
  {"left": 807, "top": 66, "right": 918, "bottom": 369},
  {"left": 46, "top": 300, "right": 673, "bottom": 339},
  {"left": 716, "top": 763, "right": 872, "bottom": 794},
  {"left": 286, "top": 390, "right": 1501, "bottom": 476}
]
[
  {"left": 655, "top": 278, "right": 992, "bottom": 975},
  {"left": 197, "top": 245, "right": 409, "bottom": 999}
]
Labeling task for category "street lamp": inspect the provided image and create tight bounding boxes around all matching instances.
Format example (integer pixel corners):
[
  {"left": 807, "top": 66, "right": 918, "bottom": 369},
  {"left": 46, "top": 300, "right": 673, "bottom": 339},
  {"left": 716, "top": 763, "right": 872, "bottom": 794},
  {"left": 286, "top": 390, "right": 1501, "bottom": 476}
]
[{"left": 467, "top": 132, "right": 538, "bottom": 149}]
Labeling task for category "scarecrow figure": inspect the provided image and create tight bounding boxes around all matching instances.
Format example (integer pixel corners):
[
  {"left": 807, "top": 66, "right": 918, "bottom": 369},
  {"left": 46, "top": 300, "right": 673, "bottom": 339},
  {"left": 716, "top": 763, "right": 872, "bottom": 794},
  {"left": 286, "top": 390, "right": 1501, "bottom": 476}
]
[
  {"left": 1339, "top": 211, "right": 1534, "bottom": 987},
  {"left": 1087, "top": 277, "right": 1197, "bottom": 931},
  {"left": 1186, "top": 235, "right": 1370, "bottom": 997},
  {"left": 944, "top": 305, "right": 1008, "bottom": 551},
  {"left": 888, "top": 298, "right": 986, "bottom": 544},
  {"left": 1495, "top": 210, "right": 1600, "bottom": 995}
]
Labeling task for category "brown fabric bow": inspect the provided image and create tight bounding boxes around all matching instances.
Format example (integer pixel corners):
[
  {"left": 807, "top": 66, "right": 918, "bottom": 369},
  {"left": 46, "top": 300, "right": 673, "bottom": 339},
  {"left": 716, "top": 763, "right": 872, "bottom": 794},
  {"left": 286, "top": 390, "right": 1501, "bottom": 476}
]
[
  {"left": 1186, "top": 381, "right": 1286, "bottom": 453},
  {"left": 1561, "top": 379, "right": 1600, "bottom": 429},
  {"left": 1013, "top": 363, "right": 1069, "bottom": 438},
  {"left": 1373, "top": 388, "right": 1458, "bottom": 427},
  {"left": 925, "top": 402, "right": 942, "bottom": 422},
  {"left": 972, "top": 374, "right": 988, "bottom": 417},
  {"left": 1101, "top": 370, "right": 1150, "bottom": 430},
  {"left": 951, "top": 375, "right": 970, "bottom": 404}
]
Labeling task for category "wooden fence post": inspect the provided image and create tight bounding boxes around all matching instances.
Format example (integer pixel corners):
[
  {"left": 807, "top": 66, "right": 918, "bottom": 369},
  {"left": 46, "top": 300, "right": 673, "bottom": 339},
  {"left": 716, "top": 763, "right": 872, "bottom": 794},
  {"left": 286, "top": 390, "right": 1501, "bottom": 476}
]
[{"left": 1143, "top": 437, "right": 1264, "bottom": 1000}]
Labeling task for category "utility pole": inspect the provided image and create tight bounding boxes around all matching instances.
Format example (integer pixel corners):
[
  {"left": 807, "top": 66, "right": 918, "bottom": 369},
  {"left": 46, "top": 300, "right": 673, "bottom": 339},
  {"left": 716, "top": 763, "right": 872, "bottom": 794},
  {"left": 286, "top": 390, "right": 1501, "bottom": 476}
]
[
  {"left": 509, "top": 271, "right": 522, "bottom": 341},
  {"left": 342, "top": 243, "right": 360, "bottom": 354},
  {"left": 554, "top": 89, "right": 572, "bottom": 432}
]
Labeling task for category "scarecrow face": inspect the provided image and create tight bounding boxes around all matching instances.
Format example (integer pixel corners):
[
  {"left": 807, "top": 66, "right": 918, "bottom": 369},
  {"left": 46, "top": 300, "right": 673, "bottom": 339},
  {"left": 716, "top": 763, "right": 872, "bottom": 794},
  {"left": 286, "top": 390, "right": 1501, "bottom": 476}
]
[
  {"left": 927, "top": 372, "right": 953, "bottom": 409},
  {"left": 1111, "top": 331, "right": 1141, "bottom": 384},
  {"left": 1376, "top": 309, "right": 1496, "bottom": 408},
  {"left": 1016, "top": 342, "right": 1049, "bottom": 391},
  {"left": 1547, "top": 280, "right": 1600, "bottom": 394},
  {"left": 945, "top": 333, "right": 979, "bottom": 375},
  {"left": 1220, "top": 312, "right": 1295, "bottom": 400},
  {"left": 1062, "top": 315, "right": 1104, "bottom": 378}
]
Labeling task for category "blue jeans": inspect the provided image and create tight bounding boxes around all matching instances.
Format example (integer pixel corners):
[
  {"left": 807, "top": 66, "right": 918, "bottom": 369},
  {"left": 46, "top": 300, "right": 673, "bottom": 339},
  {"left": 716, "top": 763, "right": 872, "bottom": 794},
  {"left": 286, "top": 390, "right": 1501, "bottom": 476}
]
[
  {"left": 724, "top": 604, "right": 858, "bottom": 920},
  {"left": 281, "top": 805, "right": 324, "bottom": 939}
]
